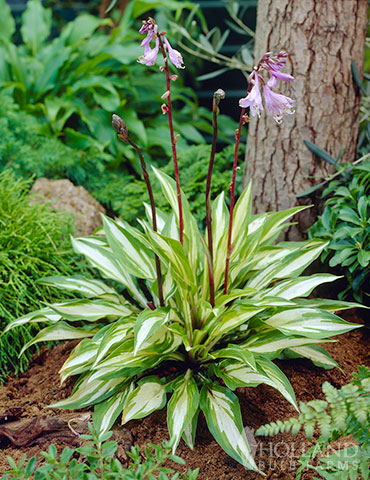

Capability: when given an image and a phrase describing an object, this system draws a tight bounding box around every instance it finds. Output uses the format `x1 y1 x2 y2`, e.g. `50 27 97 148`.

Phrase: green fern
256 367 370 480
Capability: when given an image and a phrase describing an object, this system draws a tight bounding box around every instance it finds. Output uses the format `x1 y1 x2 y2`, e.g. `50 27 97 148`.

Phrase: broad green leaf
21 0 52 55
50 374 125 409
37 276 116 297
265 308 360 338
19 321 98 356
134 308 170 354
102 215 156 279
167 370 199 452
0 0 15 41
200 383 259 471
49 299 132 322
66 14 110 44
264 274 341 300
122 377 167 423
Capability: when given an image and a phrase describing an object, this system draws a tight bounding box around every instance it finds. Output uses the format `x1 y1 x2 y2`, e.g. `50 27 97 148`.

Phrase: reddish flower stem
157 34 184 245
126 138 164 307
223 107 246 295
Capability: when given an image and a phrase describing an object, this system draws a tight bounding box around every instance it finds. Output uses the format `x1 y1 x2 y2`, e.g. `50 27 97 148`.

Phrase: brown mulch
0 310 368 479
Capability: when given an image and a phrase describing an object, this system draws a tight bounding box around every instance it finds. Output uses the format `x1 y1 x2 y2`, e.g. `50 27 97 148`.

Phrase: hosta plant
3 21 362 474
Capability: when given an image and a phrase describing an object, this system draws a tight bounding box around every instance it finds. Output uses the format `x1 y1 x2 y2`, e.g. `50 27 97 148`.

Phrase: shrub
0 169 89 382
309 160 370 305
3 422 199 480
256 366 370 480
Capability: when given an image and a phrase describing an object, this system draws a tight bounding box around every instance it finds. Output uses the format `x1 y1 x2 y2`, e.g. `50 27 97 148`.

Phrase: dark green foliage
2 422 199 480
309 160 370 304
0 169 88 382
256 366 370 480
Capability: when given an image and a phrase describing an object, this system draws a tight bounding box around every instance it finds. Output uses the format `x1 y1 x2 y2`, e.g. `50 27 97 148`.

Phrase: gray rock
30 178 105 237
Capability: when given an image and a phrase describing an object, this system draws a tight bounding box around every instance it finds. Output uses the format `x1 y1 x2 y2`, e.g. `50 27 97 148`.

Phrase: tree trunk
242 0 367 240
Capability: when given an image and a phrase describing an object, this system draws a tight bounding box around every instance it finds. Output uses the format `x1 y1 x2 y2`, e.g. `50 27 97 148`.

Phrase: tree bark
242 0 367 240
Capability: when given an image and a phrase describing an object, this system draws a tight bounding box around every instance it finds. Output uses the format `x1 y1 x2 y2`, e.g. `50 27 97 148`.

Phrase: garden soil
0 310 368 479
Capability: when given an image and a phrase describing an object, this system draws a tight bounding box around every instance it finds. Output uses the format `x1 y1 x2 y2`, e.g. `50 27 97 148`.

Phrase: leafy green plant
0 169 89 382
3 32 362 474
0 0 232 170
309 160 370 304
2 422 198 480
256 366 370 479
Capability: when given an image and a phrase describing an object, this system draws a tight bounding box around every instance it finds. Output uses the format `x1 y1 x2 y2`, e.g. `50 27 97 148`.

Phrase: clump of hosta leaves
4 171 361 472
3 422 198 480
256 366 370 480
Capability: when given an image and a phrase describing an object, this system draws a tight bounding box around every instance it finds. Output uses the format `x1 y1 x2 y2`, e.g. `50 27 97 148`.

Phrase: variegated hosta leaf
167 370 199 453
144 227 196 288
121 376 167 423
258 206 309 245
211 345 256 370
134 307 170 354
265 308 360 338
36 275 116 297
152 166 201 273
48 299 132 322
143 203 168 233
247 240 328 289
19 321 98 356
263 274 341 300
200 383 259 472
242 331 334 356
211 192 228 254
93 384 134 434
59 338 100 383
182 409 199 450
255 357 298 410
294 298 365 312
50 374 126 409
71 237 147 307
93 320 135 367
288 345 339 369
102 215 156 280
232 182 252 245
3 307 61 333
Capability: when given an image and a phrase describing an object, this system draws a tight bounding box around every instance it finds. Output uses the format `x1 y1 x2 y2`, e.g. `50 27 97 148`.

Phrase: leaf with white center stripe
134 307 170 354
206 305 263 340
256 357 298 410
200 383 259 472
242 331 333 355
72 237 147 307
36 276 116 297
232 182 252 245
3 307 61 333
122 377 167 423
102 215 156 280
211 192 228 253
48 299 132 322
93 320 134 366
50 374 126 409
182 409 199 450
93 383 134 434
19 321 98 356
294 298 365 312
60 338 99 383
211 345 256 370
265 308 360 338
288 345 339 369
143 203 168 233
216 363 273 390
247 241 327 289
259 206 309 245
167 370 199 453
264 274 341 300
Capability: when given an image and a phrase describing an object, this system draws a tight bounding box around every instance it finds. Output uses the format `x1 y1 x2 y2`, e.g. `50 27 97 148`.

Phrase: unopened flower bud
170 74 178 81
214 88 225 106
161 104 169 115
112 114 128 142
161 90 170 99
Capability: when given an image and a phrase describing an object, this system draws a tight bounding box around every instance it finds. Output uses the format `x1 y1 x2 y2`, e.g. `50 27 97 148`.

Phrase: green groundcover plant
3 422 199 480
256 366 370 480
0 169 89 382
309 159 370 305
3 20 363 473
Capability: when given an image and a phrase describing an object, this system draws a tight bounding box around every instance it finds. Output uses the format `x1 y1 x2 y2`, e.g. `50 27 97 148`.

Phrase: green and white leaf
3 307 61 333
37 275 116 297
122 377 167 423
167 370 199 453
264 274 341 300
288 345 339 369
200 383 259 472
93 384 134 434
134 307 170 354
48 299 132 322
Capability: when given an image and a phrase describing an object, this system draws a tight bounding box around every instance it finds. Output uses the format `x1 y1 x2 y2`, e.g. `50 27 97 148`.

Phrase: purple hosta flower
239 70 263 117
163 37 185 69
263 83 295 124
138 37 159 66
